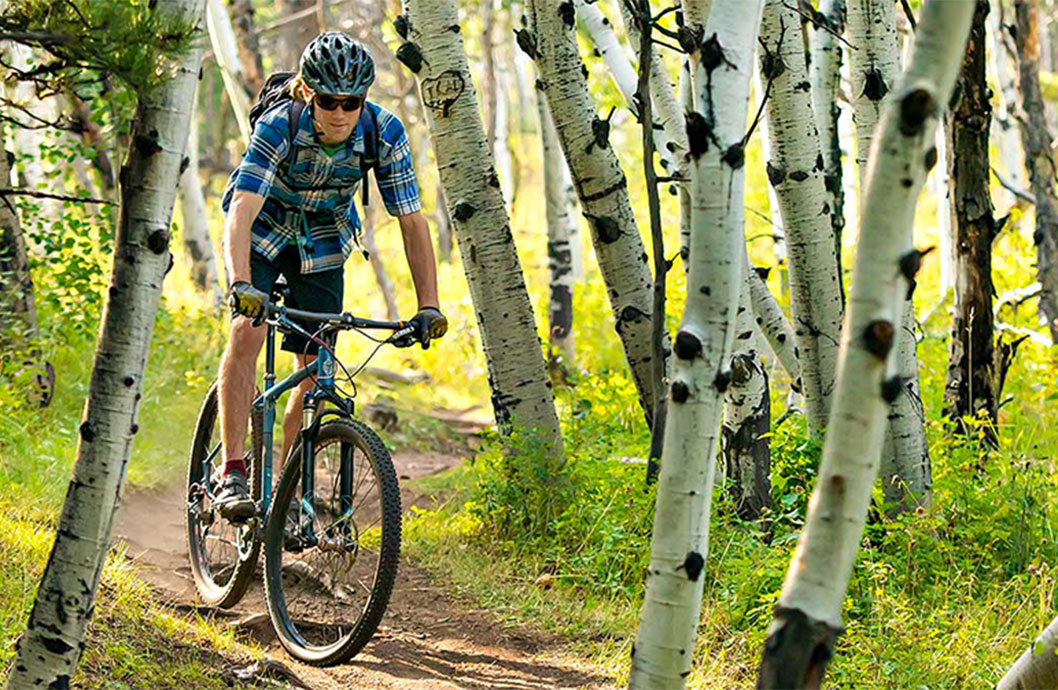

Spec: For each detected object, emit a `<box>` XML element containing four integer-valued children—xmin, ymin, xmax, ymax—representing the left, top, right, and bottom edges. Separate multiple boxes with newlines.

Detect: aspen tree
<box><xmin>6</xmin><ymin>2</ymin><xmax>207</xmax><ymax>686</ymax></box>
<box><xmin>629</xmin><ymin>0</ymin><xmax>764</xmax><ymax>684</ymax></box>
<box><xmin>523</xmin><ymin>0</ymin><xmax>666</xmax><ymax>424</ymax></box>
<box><xmin>756</xmin><ymin>3</ymin><xmax>974</xmax><ymax>685</ymax></box>
<box><xmin>396</xmin><ymin>0</ymin><xmax>563</xmax><ymax>452</ymax></box>
<box><xmin>758</xmin><ymin>0</ymin><xmax>844</xmax><ymax>433</ymax></box>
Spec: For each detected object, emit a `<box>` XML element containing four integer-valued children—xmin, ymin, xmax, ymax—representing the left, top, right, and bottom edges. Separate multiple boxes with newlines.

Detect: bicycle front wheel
<box><xmin>263</xmin><ymin>417</ymin><xmax>401</xmax><ymax>666</ymax></box>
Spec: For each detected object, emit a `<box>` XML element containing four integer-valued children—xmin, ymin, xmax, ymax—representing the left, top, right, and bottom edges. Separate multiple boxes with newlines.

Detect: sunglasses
<box><xmin>314</xmin><ymin>94</ymin><xmax>364</xmax><ymax>112</ymax></box>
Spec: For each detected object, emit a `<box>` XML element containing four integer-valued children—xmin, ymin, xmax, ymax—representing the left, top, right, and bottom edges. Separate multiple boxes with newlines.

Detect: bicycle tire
<box><xmin>185</xmin><ymin>380</ymin><xmax>263</xmax><ymax>608</ymax></box>
<box><xmin>263</xmin><ymin>417</ymin><xmax>401</xmax><ymax>666</ymax></box>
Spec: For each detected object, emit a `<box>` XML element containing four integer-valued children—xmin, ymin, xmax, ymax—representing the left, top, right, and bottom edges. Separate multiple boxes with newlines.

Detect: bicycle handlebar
<box><xmin>264</xmin><ymin>302</ymin><xmax>415</xmax><ymax>341</ymax></box>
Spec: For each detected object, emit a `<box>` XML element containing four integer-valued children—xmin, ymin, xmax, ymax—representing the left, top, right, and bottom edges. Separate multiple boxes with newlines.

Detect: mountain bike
<box><xmin>185</xmin><ymin>287</ymin><xmax>415</xmax><ymax>666</ymax></box>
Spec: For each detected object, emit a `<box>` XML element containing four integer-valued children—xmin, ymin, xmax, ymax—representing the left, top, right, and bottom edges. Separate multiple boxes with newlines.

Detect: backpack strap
<box><xmin>359</xmin><ymin>102</ymin><xmax>379</xmax><ymax>207</ymax></box>
<box><xmin>283</xmin><ymin>100</ymin><xmax>306</xmax><ymax>172</ymax></box>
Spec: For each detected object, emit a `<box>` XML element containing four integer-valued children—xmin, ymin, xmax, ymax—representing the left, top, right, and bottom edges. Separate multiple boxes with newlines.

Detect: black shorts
<box><xmin>250</xmin><ymin>246</ymin><xmax>344</xmax><ymax>355</ymax></box>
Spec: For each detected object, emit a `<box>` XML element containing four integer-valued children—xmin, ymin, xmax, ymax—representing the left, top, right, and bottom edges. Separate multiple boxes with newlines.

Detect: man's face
<box><xmin>306</xmin><ymin>88</ymin><xmax>363</xmax><ymax>142</ymax></box>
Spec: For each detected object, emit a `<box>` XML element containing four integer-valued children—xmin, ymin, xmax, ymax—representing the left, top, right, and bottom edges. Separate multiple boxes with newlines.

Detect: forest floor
<box><xmin>112</xmin><ymin>449</ymin><xmax>617</xmax><ymax>690</ymax></box>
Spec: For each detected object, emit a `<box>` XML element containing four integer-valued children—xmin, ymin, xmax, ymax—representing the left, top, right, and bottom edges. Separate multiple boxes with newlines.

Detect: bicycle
<box><xmin>185</xmin><ymin>286</ymin><xmax>416</xmax><ymax>666</ymax></box>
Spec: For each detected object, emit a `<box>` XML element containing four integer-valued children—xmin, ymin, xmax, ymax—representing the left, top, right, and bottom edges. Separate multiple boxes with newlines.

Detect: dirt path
<box><xmin>114</xmin><ymin>451</ymin><xmax>615</xmax><ymax>690</ymax></box>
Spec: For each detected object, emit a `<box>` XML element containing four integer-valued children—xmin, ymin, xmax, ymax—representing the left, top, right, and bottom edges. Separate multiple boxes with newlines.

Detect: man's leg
<box><xmin>280</xmin><ymin>353</ymin><xmax>316</xmax><ymax>468</ymax></box>
<box><xmin>215</xmin><ymin>316</ymin><xmax>267</xmax><ymax>519</ymax></box>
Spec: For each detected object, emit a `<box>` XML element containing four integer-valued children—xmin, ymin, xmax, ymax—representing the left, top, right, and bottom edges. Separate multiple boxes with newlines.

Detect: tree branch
<box><xmin>0</xmin><ymin>188</ymin><xmax>115</xmax><ymax>205</ymax></box>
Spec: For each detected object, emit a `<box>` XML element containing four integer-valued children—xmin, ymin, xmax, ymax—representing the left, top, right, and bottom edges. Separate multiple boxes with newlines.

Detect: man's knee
<box><xmin>226</xmin><ymin>317</ymin><xmax>267</xmax><ymax>363</ymax></box>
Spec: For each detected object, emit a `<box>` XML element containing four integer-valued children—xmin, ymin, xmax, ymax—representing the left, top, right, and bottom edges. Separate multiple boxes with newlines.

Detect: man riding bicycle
<box><xmin>215</xmin><ymin>31</ymin><xmax>447</xmax><ymax>520</ymax></box>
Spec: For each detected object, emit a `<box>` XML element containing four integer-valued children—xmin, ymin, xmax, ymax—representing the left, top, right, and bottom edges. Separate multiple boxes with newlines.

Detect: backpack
<box><xmin>248</xmin><ymin>71</ymin><xmax>380</xmax><ymax>207</ymax></box>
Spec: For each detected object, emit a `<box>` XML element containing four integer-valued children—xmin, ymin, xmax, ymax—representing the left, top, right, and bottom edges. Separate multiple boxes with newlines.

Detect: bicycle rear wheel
<box><xmin>263</xmin><ymin>417</ymin><xmax>401</xmax><ymax>666</ymax></box>
<box><xmin>186</xmin><ymin>380</ymin><xmax>263</xmax><ymax>608</ymax></box>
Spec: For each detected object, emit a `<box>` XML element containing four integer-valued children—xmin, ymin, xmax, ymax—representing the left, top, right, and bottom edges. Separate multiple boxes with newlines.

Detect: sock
<box><xmin>223</xmin><ymin>458</ymin><xmax>247</xmax><ymax>477</ymax></box>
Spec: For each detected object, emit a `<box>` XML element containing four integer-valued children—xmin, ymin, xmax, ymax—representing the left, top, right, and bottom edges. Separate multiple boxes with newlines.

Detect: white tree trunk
<box><xmin>846</xmin><ymin>0</ymin><xmax>900</xmax><ymax>191</ymax></box>
<box><xmin>206</xmin><ymin>0</ymin><xmax>252</xmax><ymax>144</ymax></box>
<box><xmin>998</xmin><ymin>613</ymin><xmax>1058</xmax><ymax>690</ymax></box>
<box><xmin>360</xmin><ymin>201</ymin><xmax>400</xmax><ymax>321</ymax></box>
<box><xmin>747</xmin><ymin>260</ymin><xmax>802</xmax><ymax>391</ymax></box>
<box><xmin>524</xmin><ymin>0</ymin><xmax>665</xmax><ymax>425</ymax></box>
<box><xmin>753</xmin><ymin>65</ymin><xmax>788</xmax><ymax>268</ymax></box>
<box><xmin>935</xmin><ymin>123</ymin><xmax>954</xmax><ymax>295</ymax></box>
<box><xmin>5</xmin><ymin>2</ymin><xmax>207</xmax><ymax>687</ymax></box>
<box><xmin>494</xmin><ymin>46</ymin><xmax>514</xmax><ymax>211</ymax></box>
<box><xmin>178</xmin><ymin>86</ymin><xmax>221</xmax><ymax>298</ymax></box>
<box><xmin>758</xmin><ymin>0</ymin><xmax>844</xmax><ymax>433</ymax></box>
<box><xmin>811</xmin><ymin>0</ymin><xmax>848</xmax><ymax>258</ymax></box>
<box><xmin>398</xmin><ymin>0</ymin><xmax>563</xmax><ymax>452</ymax></box>
<box><xmin>629</xmin><ymin>1</ymin><xmax>764</xmax><ymax>685</ymax></box>
<box><xmin>987</xmin><ymin>0</ymin><xmax>1026</xmax><ymax>203</ymax></box>
<box><xmin>574</xmin><ymin>0</ymin><xmax>681</xmax><ymax>177</ymax></box>
<box><xmin>537</xmin><ymin>85</ymin><xmax>578</xmax><ymax>364</ymax></box>
<box><xmin>614</xmin><ymin>0</ymin><xmax>689</xmax><ymax>177</ymax></box>
<box><xmin>847</xmin><ymin>0</ymin><xmax>931</xmax><ymax>511</ymax></box>
<box><xmin>678</xmin><ymin>59</ymin><xmax>695</xmax><ymax>265</ymax></box>
<box><xmin>756</xmin><ymin>3</ymin><xmax>973</xmax><ymax>685</ymax></box>
<box><xmin>482</xmin><ymin>0</ymin><xmax>498</xmax><ymax>153</ymax></box>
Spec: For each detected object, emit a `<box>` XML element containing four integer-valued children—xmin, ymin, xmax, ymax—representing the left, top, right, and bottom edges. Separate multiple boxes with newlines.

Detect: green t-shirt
<box><xmin>322</xmin><ymin>143</ymin><xmax>343</xmax><ymax>157</ymax></box>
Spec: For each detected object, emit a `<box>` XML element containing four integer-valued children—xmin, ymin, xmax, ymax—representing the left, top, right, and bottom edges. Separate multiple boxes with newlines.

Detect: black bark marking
<box><xmin>515</xmin><ymin>29</ymin><xmax>538</xmax><ymax>59</ymax></box>
<box><xmin>722</xmin><ymin>143</ymin><xmax>745</xmax><ymax>169</ymax></box>
<box><xmin>814</xmin><ymin>153</ymin><xmax>825</xmax><ymax>171</ymax></box>
<box><xmin>901</xmin><ymin>178</ymin><xmax>913</xmax><ymax>188</ymax></box>
<box><xmin>758</xmin><ymin>607</ymin><xmax>841</xmax><ymax>689</ymax></box>
<box><xmin>452</xmin><ymin>201</ymin><xmax>476</xmax><ymax>222</ymax></box>
<box><xmin>123</xmin><ymin>376</ymin><xmax>135</xmax><ymax>386</ymax></box>
<box><xmin>899</xmin><ymin>88</ymin><xmax>937</xmax><ymax>137</ymax></box>
<box><xmin>133</xmin><ymin>133</ymin><xmax>162</xmax><ymax>157</ymax></box>
<box><xmin>41</xmin><ymin>637</ymin><xmax>73</xmax><ymax>655</ymax></box>
<box><xmin>680</xmin><ymin>551</ymin><xmax>704</xmax><ymax>581</ymax></box>
<box><xmin>396</xmin><ymin>42</ymin><xmax>424</xmax><ymax>73</ymax></box>
<box><xmin>863</xmin><ymin>67</ymin><xmax>888</xmax><ymax>101</ymax></box>
<box><xmin>766</xmin><ymin>161</ymin><xmax>786</xmax><ymax>186</ymax></box>
<box><xmin>394</xmin><ymin>13</ymin><xmax>410</xmax><ymax>39</ymax></box>
<box><xmin>685</xmin><ymin>111</ymin><xmax>711</xmax><ymax>159</ymax></box>
<box><xmin>924</xmin><ymin>146</ymin><xmax>939</xmax><ymax>172</ymax></box>
<box><xmin>79</xmin><ymin>421</ymin><xmax>95</xmax><ymax>442</ymax></box>
<box><xmin>699</xmin><ymin>285</ymin><xmax>711</xmax><ymax>295</ymax></box>
<box><xmin>48</xmin><ymin>676</ymin><xmax>70</xmax><ymax>690</ymax></box>
<box><xmin>179</xmin><ymin>156</ymin><xmax>190</xmax><ymax>176</ymax></box>
<box><xmin>794</xmin><ymin>80</ymin><xmax>812</xmax><ymax>92</ymax></box>
<box><xmin>421</xmin><ymin>70</ymin><xmax>465</xmax><ymax>116</ymax></box>
<box><xmin>677</xmin><ymin>25</ymin><xmax>703</xmax><ymax>54</ymax></box>
<box><xmin>558</xmin><ymin>1</ymin><xmax>575</xmax><ymax>28</ymax></box>
<box><xmin>674</xmin><ymin>330</ymin><xmax>702</xmax><ymax>360</ymax></box>
<box><xmin>881</xmin><ymin>376</ymin><xmax>902</xmax><ymax>403</ymax></box>
<box><xmin>899</xmin><ymin>247</ymin><xmax>932</xmax><ymax>281</ymax></box>
<box><xmin>489</xmin><ymin>169</ymin><xmax>502</xmax><ymax>188</ymax></box>
<box><xmin>146</xmin><ymin>228</ymin><xmax>170</xmax><ymax>254</ymax></box>
<box><xmin>130</xmin><ymin>423</ymin><xmax>139</xmax><ymax>435</ymax></box>
<box><xmin>447</xmin><ymin>24</ymin><xmax>460</xmax><ymax>33</ymax></box>
<box><xmin>714</xmin><ymin>368</ymin><xmax>731</xmax><ymax>392</ymax></box>
<box><xmin>586</xmin><ymin>214</ymin><xmax>621</xmax><ymax>243</ymax></box>
<box><xmin>788</xmin><ymin>170</ymin><xmax>809</xmax><ymax>182</ymax></box>
<box><xmin>863</xmin><ymin>320</ymin><xmax>895</xmax><ymax>360</ymax></box>
<box><xmin>671</xmin><ymin>380</ymin><xmax>690</xmax><ymax>403</ymax></box>
<box><xmin>701</xmin><ymin>34</ymin><xmax>735</xmax><ymax>72</ymax></box>
<box><xmin>591</xmin><ymin>111</ymin><xmax>613</xmax><ymax>151</ymax></box>
<box><xmin>618</xmin><ymin>305</ymin><xmax>649</xmax><ymax>327</ymax></box>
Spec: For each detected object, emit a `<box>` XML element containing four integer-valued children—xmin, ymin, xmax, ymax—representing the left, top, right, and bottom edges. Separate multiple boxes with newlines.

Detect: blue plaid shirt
<box><xmin>222</xmin><ymin>100</ymin><xmax>422</xmax><ymax>274</ymax></box>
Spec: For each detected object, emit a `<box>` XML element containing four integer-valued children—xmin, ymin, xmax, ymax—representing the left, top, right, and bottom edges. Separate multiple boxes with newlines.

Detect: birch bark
<box><xmin>810</xmin><ymin>0</ymin><xmax>847</xmax><ymax>261</ymax></box>
<box><xmin>758</xmin><ymin>0</ymin><xmax>843</xmax><ymax>433</ymax></box>
<box><xmin>747</xmin><ymin>262</ymin><xmax>802</xmax><ymax>391</ymax></box>
<box><xmin>629</xmin><ymin>1</ymin><xmax>764</xmax><ymax>684</ymax></box>
<box><xmin>847</xmin><ymin>0</ymin><xmax>932</xmax><ymax>511</ymax></box>
<box><xmin>756</xmin><ymin>3</ymin><xmax>973</xmax><ymax>685</ymax></box>
<box><xmin>360</xmin><ymin>201</ymin><xmax>400</xmax><ymax>321</ymax></box>
<box><xmin>523</xmin><ymin>0</ymin><xmax>665</xmax><ymax>424</ymax></box>
<box><xmin>5</xmin><ymin>2</ymin><xmax>207</xmax><ymax>687</ymax></box>
<box><xmin>397</xmin><ymin>0</ymin><xmax>563</xmax><ymax>453</ymax></box>
<box><xmin>178</xmin><ymin>86</ymin><xmax>221</xmax><ymax>297</ymax></box>
<box><xmin>1010</xmin><ymin>0</ymin><xmax>1058</xmax><ymax>342</ymax></box>
<box><xmin>206</xmin><ymin>0</ymin><xmax>252</xmax><ymax>144</ymax></box>
<box><xmin>537</xmin><ymin>84</ymin><xmax>578</xmax><ymax>364</ymax></box>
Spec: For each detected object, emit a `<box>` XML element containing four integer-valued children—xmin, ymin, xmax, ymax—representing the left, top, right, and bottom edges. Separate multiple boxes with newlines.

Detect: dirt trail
<box><xmin>114</xmin><ymin>451</ymin><xmax>615</xmax><ymax>690</ymax></box>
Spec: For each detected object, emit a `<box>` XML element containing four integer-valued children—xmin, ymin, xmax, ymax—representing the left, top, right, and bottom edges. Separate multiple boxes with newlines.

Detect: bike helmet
<box><xmin>299</xmin><ymin>31</ymin><xmax>375</xmax><ymax>96</ymax></box>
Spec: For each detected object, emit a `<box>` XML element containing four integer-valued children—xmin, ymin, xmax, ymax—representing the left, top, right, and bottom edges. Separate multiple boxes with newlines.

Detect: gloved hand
<box><xmin>228</xmin><ymin>281</ymin><xmax>269</xmax><ymax>324</ymax></box>
<box><xmin>394</xmin><ymin>307</ymin><xmax>448</xmax><ymax>349</ymax></box>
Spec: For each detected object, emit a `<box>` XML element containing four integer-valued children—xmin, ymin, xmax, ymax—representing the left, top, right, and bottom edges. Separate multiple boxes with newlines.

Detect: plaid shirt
<box><xmin>222</xmin><ymin>100</ymin><xmax>422</xmax><ymax>274</ymax></box>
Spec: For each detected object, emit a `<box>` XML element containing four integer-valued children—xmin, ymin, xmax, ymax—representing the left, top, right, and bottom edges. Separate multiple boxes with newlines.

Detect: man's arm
<box><xmin>223</xmin><ymin>191</ymin><xmax>266</xmax><ymax>285</ymax></box>
<box><xmin>397</xmin><ymin>210</ymin><xmax>440</xmax><ymax>311</ymax></box>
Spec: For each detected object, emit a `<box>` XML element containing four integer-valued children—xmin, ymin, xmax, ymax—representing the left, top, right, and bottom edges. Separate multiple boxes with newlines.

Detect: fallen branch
<box><xmin>0</xmin><ymin>188</ymin><xmax>114</xmax><ymax>205</ymax></box>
